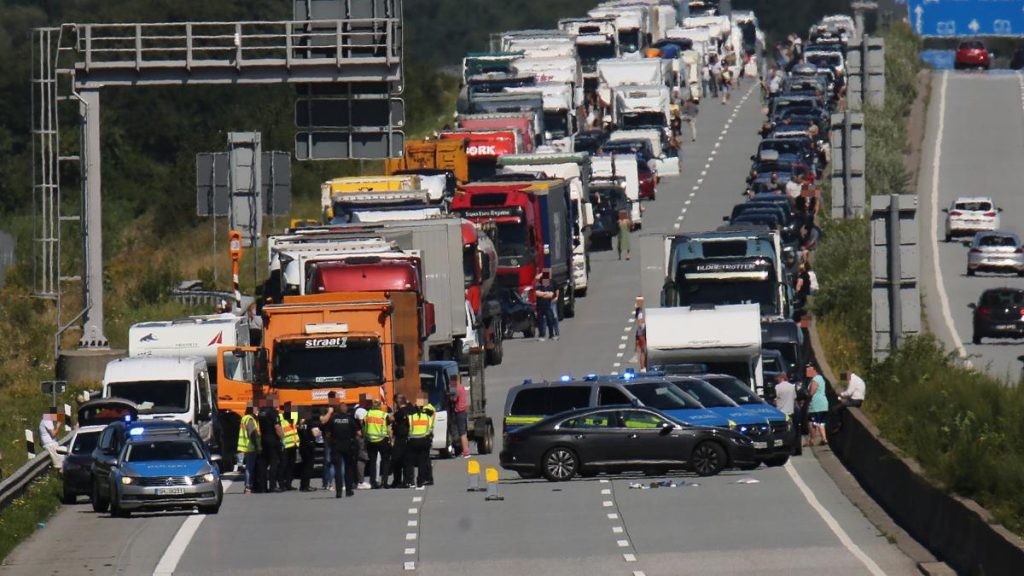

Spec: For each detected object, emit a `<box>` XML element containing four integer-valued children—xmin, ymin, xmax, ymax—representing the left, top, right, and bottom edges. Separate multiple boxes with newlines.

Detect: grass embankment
<box><xmin>0</xmin><ymin>475</ymin><xmax>61</xmax><ymax>561</ymax></box>
<box><xmin>814</xmin><ymin>23</ymin><xmax>1024</xmax><ymax>536</ymax></box>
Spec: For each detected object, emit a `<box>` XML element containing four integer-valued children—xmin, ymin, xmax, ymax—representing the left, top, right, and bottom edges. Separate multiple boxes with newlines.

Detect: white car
<box><xmin>944</xmin><ymin>197</ymin><xmax>1001</xmax><ymax>242</ymax></box>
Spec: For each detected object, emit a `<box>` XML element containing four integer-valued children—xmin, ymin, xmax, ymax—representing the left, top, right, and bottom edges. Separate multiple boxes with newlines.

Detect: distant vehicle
<box><xmin>92</xmin><ymin>421</ymin><xmax>222</xmax><ymax>517</ymax></box>
<box><xmin>1011</xmin><ymin>48</ymin><xmax>1024</xmax><ymax>70</ymax></box>
<box><xmin>970</xmin><ymin>288</ymin><xmax>1024</xmax><ymax>344</ymax></box>
<box><xmin>63</xmin><ymin>399</ymin><xmax>139</xmax><ymax>504</ymax></box>
<box><xmin>967</xmin><ymin>232</ymin><xmax>1024</xmax><ymax>277</ymax></box>
<box><xmin>499</xmin><ymin>405</ymin><xmax>756</xmax><ymax>480</ymax></box>
<box><xmin>955</xmin><ymin>40</ymin><xmax>990</xmax><ymax>70</ymax></box>
<box><xmin>574</xmin><ymin>130</ymin><xmax>608</xmax><ymax>154</ymax></box>
<box><xmin>944</xmin><ymin>197</ymin><xmax>1001</xmax><ymax>242</ymax></box>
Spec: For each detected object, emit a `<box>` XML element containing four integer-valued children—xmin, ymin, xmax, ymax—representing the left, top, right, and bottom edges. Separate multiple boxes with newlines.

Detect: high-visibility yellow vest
<box><xmin>364</xmin><ymin>409</ymin><xmax>389</xmax><ymax>443</ymax></box>
<box><xmin>238</xmin><ymin>414</ymin><xmax>260</xmax><ymax>453</ymax></box>
<box><xmin>279</xmin><ymin>413</ymin><xmax>299</xmax><ymax>449</ymax></box>
<box><xmin>408</xmin><ymin>410</ymin><xmax>433</xmax><ymax>439</ymax></box>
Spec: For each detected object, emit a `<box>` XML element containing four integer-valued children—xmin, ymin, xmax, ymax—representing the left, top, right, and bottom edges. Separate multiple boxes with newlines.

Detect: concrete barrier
<box><xmin>809</xmin><ymin>320</ymin><xmax>1024</xmax><ymax>575</ymax></box>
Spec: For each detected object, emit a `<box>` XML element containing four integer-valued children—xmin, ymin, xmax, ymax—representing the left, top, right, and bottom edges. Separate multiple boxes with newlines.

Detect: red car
<box><xmin>955</xmin><ymin>40</ymin><xmax>990</xmax><ymax>70</ymax></box>
<box><xmin>638</xmin><ymin>162</ymin><xmax>658</xmax><ymax>201</ymax></box>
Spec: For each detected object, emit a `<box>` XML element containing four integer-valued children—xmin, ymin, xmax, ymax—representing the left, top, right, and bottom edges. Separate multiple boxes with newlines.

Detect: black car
<box><xmin>1011</xmin><ymin>48</ymin><xmax>1024</xmax><ymax>70</ymax></box>
<box><xmin>500</xmin><ymin>405</ymin><xmax>756</xmax><ymax>481</ymax></box>
<box><xmin>589</xmin><ymin>181</ymin><xmax>630</xmax><ymax>249</ymax></box>
<box><xmin>62</xmin><ymin>398</ymin><xmax>139</xmax><ymax>504</ymax></box>
<box><xmin>970</xmin><ymin>288</ymin><xmax>1024</xmax><ymax>344</ymax></box>
<box><xmin>498</xmin><ymin>286</ymin><xmax>537</xmax><ymax>339</ymax></box>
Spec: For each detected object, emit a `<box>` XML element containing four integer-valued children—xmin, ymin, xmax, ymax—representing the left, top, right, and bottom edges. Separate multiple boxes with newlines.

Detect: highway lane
<box><xmin>920</xmin><ymin>71</ymin><xmax>1024</xmax><ymax>383</ymax></box>
<box><xmin>2</xmin><ymin>77</ymin><xmax>918</xmax><ymax>576</ymax></box>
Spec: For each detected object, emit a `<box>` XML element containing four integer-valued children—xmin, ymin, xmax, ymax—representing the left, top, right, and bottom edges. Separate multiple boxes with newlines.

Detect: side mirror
<box><xmin>998</xmin><ymin>207</ymin><xmax>1004</xmax><ymax>212</ymax></box>
<box><xmin>722</xmin><ymin>216</ymin><xmax>730</xmax><ymax>221</ymax></box>
<box><xmin>659</xmin><ymin>422</ymin><xmax>674</xmax><ymax>436</ymax></box>
<box><xmin>394</xmin><ymin>344</ymin><xmax>406</xmax><ymax>379</ymax></box>
<box><xmin>210</xmin><ymin>454</ymin><xmax>222</xmax><ymax>463</ymax></box>
<box><xmin>56</xmin><ymin>446</ymin><xmax>69</xmax><ymax>455</ymax></box>
<box><xmin>750</xmin><ymin>154</ymin><xmax>757</xmax><ymax>161</ymax></box>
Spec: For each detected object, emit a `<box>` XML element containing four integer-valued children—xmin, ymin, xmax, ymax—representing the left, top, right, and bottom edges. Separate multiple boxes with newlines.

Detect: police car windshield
<box><xmin>107</xmin><ymin>381</ymin><xmax>189</xmax><ymax>414</ymax></box>
<box><xmin>624</xmin><ymin>381</ymin><xmax>704</xmax><ymax>409</ymax></box>
<box><xmin>702</xmin><ymin>375</ymin><xmax>762</xmax><ymax>405</ymax></box>
<box><xmin>669</xmin><ymin>379</ymin><xmax>739</xmax><ymax>408</ymax></box>
<box><xmin>125</xmin><ymin>440</ymin><xmax>204</xmax><ymax>462</ymax></box>
<box><xmin>274</xmin><ymin>337</ymin><xmax>384</xmax><ymax>388</ymax></box>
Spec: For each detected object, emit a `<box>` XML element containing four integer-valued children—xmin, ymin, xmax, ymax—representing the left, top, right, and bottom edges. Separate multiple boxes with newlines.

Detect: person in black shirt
<box><xmin>257</xmin><ymin>395</ymin><xmax>284</xmax><ymax>493</ymax></box>
<box><xmin>296</xmin><ymin>412</ymin><xmax>317</xmax><ymax>492</ymax></box>
<box><xmin>320</xmin><ymin>392</ymin><xmax>360</xmax><ymax>498</ymax></box>
<box><xmin>390</xmin><ymin>394</ymin><xmax>411</xmax><ymax>488</ymax></box>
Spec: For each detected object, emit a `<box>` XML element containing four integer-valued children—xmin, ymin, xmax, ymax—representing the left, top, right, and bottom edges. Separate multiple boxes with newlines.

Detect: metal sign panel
<box><xmin>262</xmin><ymin>151</ymin><xmax>292</xmax><ymax>216</ymax></box>
<box><xmin>228</xmin><ymin>132</ymin><xmax>263</xmax><ymax>247</ymax></box>
<box><xmin>907</xmin><ymin>0</ymin><xmax>1024</xmax><ymax>37</ymax></box>
<box><xmin>196</xmin><ymin>152</ymin><xmax>230</xmax><ymax>216</ymax></box>
<box><xmin>295</xmin><ymin>130</ymin><xmax>404</xmax><ymax>160</ymax></box>
<box><xmin>295</xmin><ymin>97</ymin><xmax>405</xmax><ymax>129</ymax></box>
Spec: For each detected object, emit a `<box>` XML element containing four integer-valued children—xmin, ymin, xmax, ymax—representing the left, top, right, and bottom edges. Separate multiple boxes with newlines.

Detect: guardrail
<box><xmin>0</xmin><ymin>452</ymin><xmax>52</xmax><ymax>511</ymax></box>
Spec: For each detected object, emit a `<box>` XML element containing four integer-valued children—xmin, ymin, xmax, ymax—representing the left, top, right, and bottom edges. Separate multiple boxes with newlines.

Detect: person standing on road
<box><xmin>682</xmin><ymin>97</ymin><xmax>699</xmax><ymax>143</ymax></box>
<box><xmin>806</xmin><ymin>365</ymin><xmax>829</xmax><ymax>447</ymax></box>
<box><xmin>634</xmin><ymin>296</ymin><xmax>647</xmax><ymax>371</ymax></box>
<box><xmin>237</xmin><ymin>403</ymin><xmax>261</xmax><ymax>495</ymax></box>
<box><xmin>450</xmin><ymin>374</ymin><xmax>472</xmax><ymax>458</ymax></box>
<box><xmin>277</xmin><ymin>403</ymin><xmax>299</xmax><ymax>491</ymax></box>
<box><xmin>405</xmin><ymin>399</ymin><xmax>435</xmax><ymax>488</ymax></box>
<box><xmin>772</xmin><ymin>372</ymin><xmax>802</xmax><ymax>456</ymax></box>
<box><xmin>257</xmin><ymin>395</ymin><xmax>284</xmax><ymax>493</ymax></box>
<box><xmin>617</xmin><ymin>211</ymin><xmax>632</xmax><ymax>260</ymax></box>
<box><xmin>363</xmin><ymin>399</ymin><xmax>392</xmax><ymax>489</ymax></box>
<box><xmin>321</xmin><ymin>392</ymin><xmax>359</xmax><ymax>498</ymax></box>
<box><xmin>534</xmin><ymin>273</ymin><xmax>560</xmax><ymax>341</ymax></box>
<box><xmin>354</xmin><ymin>400</ymin><xmax>371</xmax><ymax>490</ymax></box>
<box><xmin>296</xmin><ymin>412</ymin><xmax>317</xmax><ymax>492</ymax></box>
<box><xmin>390</xmin><ymin>395</ymin><xmax>412</xmax><ymax>488</ymax></box>
<box><xmin>39</xmin><ymin>410</ymin><xmax>64</xmax><ymax>471</ymax></box>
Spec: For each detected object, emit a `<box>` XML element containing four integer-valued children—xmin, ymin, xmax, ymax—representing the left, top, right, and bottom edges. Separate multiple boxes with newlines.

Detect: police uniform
<box><xmin>278</xmin><ymin>410</ymin><xmax>299</xmax><ymax>490</ymax></box>
<box><xmin>363</xmin><ymin>406</ymin><xmax>391</xmax><ymax>489</ymax></box>
<box><xmin>257</xmin><ymin>404</ymin><xmax>282</xmax><ymax>492</ymax></box>
<box><xmin>405</xmin><ymin>404</ymin><xmax>435</xmax><ymax>487</ymax></box>
<box><xmin>390</xmin><ymin>403</ymin><xmax>411</xmax><ymax>488</ymax></box>
<box><xmin>327</xmin><ymin>407</ymin><xmax>359</xmax><ymax>498</ymax></box>
<box><xmin>296</xmin><ymin>415</ymin><xmax>316</xmax><ymax>491</ymax></box>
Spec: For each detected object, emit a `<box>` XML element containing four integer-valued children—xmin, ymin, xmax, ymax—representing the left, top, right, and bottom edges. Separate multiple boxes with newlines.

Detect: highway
<box><xmin>1</xmin><ymin>79</ymin><xmax>918</xmax><ymax>576</ymax></box>
<box><xmin>920</xmin><ymin>71</ymin><xmax>1024</xmax><ymax>383</ymax></box>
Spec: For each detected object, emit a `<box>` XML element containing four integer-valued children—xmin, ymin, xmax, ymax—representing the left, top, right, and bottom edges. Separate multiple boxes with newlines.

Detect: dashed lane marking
<box><xmin>612</xmin><ymin>526</ymin><xmax>624</xmax><ymax>534</ymax></box>
<box><xmin>601</xmin><ymin>488</ymin><xmax>612</xmax><ymax>495</ymax></box>
<box><xmin>404</xmin><ymin>548</ymin><xmax>416</xmax><ymax>555</ymax></box>
<box><xmin>617</xmin><ymin>540</ymin><xmax>631</xmax><ymax>548</ymax></box>
<box><xmin>607</xmin><ymin>512</ymin><xmax>618</xmax><ymax>519</ymax></box>
<box><xmin>624</xmin><ymin>553</ymin><xmax>637</xmax><ymax>563</ymax></box>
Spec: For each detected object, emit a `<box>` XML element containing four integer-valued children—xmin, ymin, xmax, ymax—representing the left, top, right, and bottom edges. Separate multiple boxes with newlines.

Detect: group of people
<box><xmin>237</xmin><ymin>392</ymin><xmax>442</xmax><ymax>499</ymax></box>
<box><xmin>772</xmin><ymin>366</ymin><xmax>867</xmax><ymax>452</ymax></box>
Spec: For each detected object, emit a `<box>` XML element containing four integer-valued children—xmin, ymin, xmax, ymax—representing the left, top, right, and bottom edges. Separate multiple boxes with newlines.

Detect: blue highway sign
<box><xmin>906</xmin><ymin>0</ymin><xmax>1024</xmax><ymax>37</ymax></box>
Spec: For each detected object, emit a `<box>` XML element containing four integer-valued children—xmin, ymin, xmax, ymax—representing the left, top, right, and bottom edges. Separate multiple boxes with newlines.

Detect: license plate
<box><xmin>157</xmin><ymin>487</ymin><xmax>186</xmax><ymax>496</ymax></box>
<box><xmin>773</xmin><ymin>439</ymin><xmax>785</xmax><ymax>447</ymax></box>
<box><xmin>753</xmin><ymin>441</ymin><xmax>768</xmax><ymax>449</ymax></box>
<box><xmin>995</xmin><ymin>324</ymin><xmax>1017</xmax><ymax>330</ymax></box>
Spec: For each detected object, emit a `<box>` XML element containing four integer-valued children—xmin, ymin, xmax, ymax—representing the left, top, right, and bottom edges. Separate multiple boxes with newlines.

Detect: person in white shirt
<box><xmin>839</xmin><ymin>371</ymin><xmax>866</xmax><ymax>407</ymax></box>
<box><xmin>39</xmin><ymin>412</ymin><xmax>64</xmax><ymax>470</ymax></box>
<box><xmin>772</xmin><ymin>372</ymin><xmax>801</xmax><ymax>456</ymax></box>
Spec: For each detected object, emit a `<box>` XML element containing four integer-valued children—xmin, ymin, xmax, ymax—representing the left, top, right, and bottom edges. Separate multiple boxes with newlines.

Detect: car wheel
<box><xmin>967</xmin><ymin>268</ymin><xmax>975</xmax><ymax>277</ymax></box>
<box><xmin>198</xmin><ymin>504</ymin><xmax>220</xmax><ymax>515</ymax></box>
<box><xmin>61</xmin><ymin>483</ymin><xmax>77</xmax><ymax>505</ymax></box>
<box><xmin>691</xmin><ymin>441</ymin><xmax>727</xmax><ymax>477</ymax></box>
<box><xmin>972</xmin><ymin>332</ymin><xmax>982</xmax><ymax>345</ymax></box>
<box><xmin>91</xmin><ymin>482</ymin><xmax>109</xmax><ymax>513</ymax></box>
<box><xmin>765</xmin><ymin>455</ymin><xmax>790</xmax><ymax>467</ymax></box>
<box><xmin>522</xmin><ymin>326</ymin><xmax>535</xmax><ymax>339</ymax></box>
<box><xmin>542</xmin><ymin>447</ymin><xmax>579</xmax><ymax>482</ymax></box>
<box><xmin>945</xmin><ymin>233</ymin><xmax>952</xmax><ymax>242</ymax></box>
<box><xmin>109</xmin><ymin>487</ymin><xmax>130</xmax><ymax>518</ymax></box>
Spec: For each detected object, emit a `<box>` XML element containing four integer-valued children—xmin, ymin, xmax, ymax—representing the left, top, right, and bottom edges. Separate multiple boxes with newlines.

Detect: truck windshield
<box><xmin>622</xmin><ymin>112</ymin><xmax>666</xmax><ymax>130</ymax></box>
<box><xmin>577</xmin><ymin>43</ymin><xmax>616</xmax><ymax>70</ymax></box>
<box><xmin>544</xmin><ymin>112</ymin><xmax>570</xmax><ymax>138</ymax></box>
<box><xmin>463</xmin><ymin>245</ymin><xmax>477</xmax><ymax>288</ymax></box>
<box><xmin>618</xmin><ymin>31</ymin><xmax>641</xmax><ymax>53</ymax></box>
<box><xmin>274</xmin><ymin>338</ymin><xmax>384</xmax><ymax>388</ymax></box>
<box><xmin>494</xmin><ymin>222</ymin><xmax>530</xmax><ymax>265</ymax></box>
<box><xmin>468</xmin><ymin>158</ymin><xmax>499</xmax><ymax>181</ymax></box>
<box><xmin>106</xmin><ymin>381</ymin><xmax>190</xmax><ymax>414</ymax></box>
<box><xmin>672</xmin><ymin>277</ymin><xmax>778</xmax><ymax>316</ymax></box>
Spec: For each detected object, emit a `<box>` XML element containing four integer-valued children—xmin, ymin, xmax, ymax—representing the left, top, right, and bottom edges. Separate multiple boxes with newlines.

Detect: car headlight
<box><xmin>738</xmin><ymin>425</ymin><xmax>749</xmax><ymax>433</ymax></box>
<box><xmin>203</xmin><ymin>473</ymin><xmax>216</xmax><ymax>483</ymax></box>
<box><xmin>121</xmin><ymin>476</ymin><xmax>134</xmax><ymax>485</ymax></box>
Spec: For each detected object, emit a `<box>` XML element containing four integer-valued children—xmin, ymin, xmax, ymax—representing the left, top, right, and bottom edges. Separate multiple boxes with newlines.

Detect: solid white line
<box><xmin>928</xmin><ymin>72</ymin><xmax>966</xmax><ymax>358</ymax></box>
<box><xmin>152</xmin><ymin>480</ymin><xmax>233</xmax><ymax>576</ymax></box>
<box><xmin>784</xmin><ymin>462</ymin><xmax>887</xmax><ymax>576</ymax></box>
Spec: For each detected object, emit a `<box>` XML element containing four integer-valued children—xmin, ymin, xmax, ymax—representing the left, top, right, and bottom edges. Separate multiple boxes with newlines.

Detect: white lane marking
<box><xmin>603</xmin><ymin>500</ymin><xmax>615</xmax><ymax>507</ymax></box>
<box><xmin>633</xmin><ymin>572</ymin><xmax>647</xmax><ymax>576</ymax></box>
<box><xmin>624</xmin><ymin>553</ymin><xmax>637</xmax><ymax>562</ymax></box>
<box><xmin>600</xmin><ymin>479</ymin><xmax>610</xmax><ymax>483</ymax></box>
<box><xmin>406</xmin><ymin>533</ymin><xmax>417</xmax><ymax>541</ymax></box>
<box><xmin>681</xmin><ymin>207</ymin><xmax>688</xmax><ymax>213</ymax></box>
<box><xmin>412</xmin><ymin>496</ymin><xmax>423</xmax><ymax>503</ymax></box>
<box><xmin>700</xmin><ymin>170</ymin><xmax>707</xmax><ymax>176</ymax></box>
<box><xmin>693</xmin><ymin>183</ymin><xmax>701</xmax><ymax>188</ymax></box>
<box><xmin>607</xmin><ymin>512</ymin><xmax>619</xmax><ymax>519</ymax></box>
<box><xmin>714</xmin><ymin>142</ymin><xmax>720</xmax><ymax>148</ymax></box>
<box><xmin>673</xmin><ymin>223</ymin><xmax>680</xmax><ymax>229</ymax></box>
<box><xmin>784</xmin><ymin>462</ymin><xmax>887</xmax><ymax>576</ymax></box>
<box><xmin>610</xmin><ymin>371</ymin><xmax>619</xmax><ymax>376</ymax></box>
<box><xmin>152</xmin><ymin>480</ymin><xmax>233</xmax><ymax>576</ymax></box>
<box><xmin>717</xmin><ymin>135</ymin><xmax>724</xmax><ymax>141</ymax></box>
<box><xmin>405</xmin><ymin>548</ymin><xmax>416</xmax><ymax>555</ymax></box>
<box><xmin>408</xmin><ymin>520</ymin><xmax>418</xmax><ymax>527</ymax></box>
<box><xmin>601</xmin><ymin>488</ymin><xmax>612</xmax><ymax>495</ymax></box>
<box><xmin>616</xmin><ymin>352</ymin><xmax>624</xmax><ymax>358</ymax></box>
<box><xmin>617</xmin><ymin>539</ymin><xmax>631</xmax><ymax>547</ymax></box>
<box><xmin>927</xmin><ymin>72</ymin><xmax>966</xmax><ymax>358</ymax></box>
<box><xmin>620</xmin><ymin>335</ymin><xmax>629</xmax><ymax>341</ymax></box>
<box><xmin>684</xmin><ymin>200</ymin><xmax>691</xmax><ymax>205</ymax></box>
<box><xmin>710</xmin><ymin>150</ymin><xmax>717</xmax><ymax>156</ymax></box>
<box><xmin>404</xmin><ymin>561</ymin><xmax>416</xmax><ymax>571</ymax></box>
<box><xmin>408</xmin><ymin>507</ymin><xmax>418</xmax><ymax>514</ymax></box>
<box><xmin>612</xmin><ymin>526</ymin><xmax>624</xmax><ymax>534</ymax></box>
<box><xmin>613</xmin><ymin>362</ymin><xmax>621</xmax><ymax>368</ymax></box>
<box><xmin>623</xmin><ymin>326</ymin><xmax>632</xmax><ymax>331</ymax></box>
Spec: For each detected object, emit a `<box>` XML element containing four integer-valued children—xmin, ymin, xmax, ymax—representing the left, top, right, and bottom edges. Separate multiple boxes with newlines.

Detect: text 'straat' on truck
<box><xmin>639</xmin><ymin>226</ymin><xmax>790</xmax><ymax>322</ymax></box>
<box><xmin>451</xmin><ymin>179</ymin><xmax>576</xmax><ymax>318</ymax></box>
<box><xmin>107</xmin><ymin>313</ymin><xmax>253</xmax><ymax>459</ymax></box>
<box><xmin>384</xmin><ymin>138</ymin><xmax>470</xmax><ymax>197</ymax></box>
<box><xmin>259</xmin><ymin>219</ymin><xmax>498</xmax><ymax>452</ymax></box>
<box><xmin>558</xmin><ymin>16</ymin><xmax>620</xmax><ymax>95</ymax></box>
<box><xmin>496</xmin><ymin>152</ymin><xmax>594</xmax><ymax>297</ymax></box>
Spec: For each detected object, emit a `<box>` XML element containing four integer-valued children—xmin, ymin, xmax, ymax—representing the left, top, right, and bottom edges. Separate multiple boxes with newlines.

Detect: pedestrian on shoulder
<box><xmin>533</xmin><ymin>272</ymin><xmax>560</xmax><ymax>341</ymax></box>
<box><xmin>805</xmin><ymin>365</ymin><xmax>829</xmax><ymax>447</ymax></box>
<box><xmin>617</xmin><ymin>210</ymin><xmax>632</xmax><ymax>260</ymax></box>
<box><xmin>390</xmin><ymin>394</ymin><xmax>412</xmax><ymax>488</ymax></box>
<box><xmin>237</xmin><ymin>403</ymin><xmax>261</xmax><ymax>494</ymax></box>
<box><xmin>40</xmin><ymin>410</ymin><xmax>64</xmax><ymax>471</ymax></box>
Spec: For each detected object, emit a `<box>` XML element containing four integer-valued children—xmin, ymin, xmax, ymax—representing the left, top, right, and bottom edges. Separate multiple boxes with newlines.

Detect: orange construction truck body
<box><xmin>385</xmin><ymin>139</ymin><xmax>470</xmax><ymax>184</ymax></box>
<box><xmin>216</xmin><ymin>291</ymin><xmax>420</xmax><ymax>415</ymax></box>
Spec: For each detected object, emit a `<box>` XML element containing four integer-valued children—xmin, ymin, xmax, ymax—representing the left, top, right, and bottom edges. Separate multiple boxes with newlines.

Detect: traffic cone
<box><xmin>484</xmin><ymin>467</ymin><xmax>504</xmax><ymax>501</ymax></box>
<box><xmin>467</xmin><ymin>459</ymin><xmax>484</xmax><ymax>492</ymax></box>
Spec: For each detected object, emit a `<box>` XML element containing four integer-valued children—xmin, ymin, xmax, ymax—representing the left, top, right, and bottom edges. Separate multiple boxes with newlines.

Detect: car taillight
<box><xmin>950</xmin><ymin>211</ymin><xmax>962</xmax><ymax>217</ymax></box>
<box><xmin>977</xmin><ymin>306</ymin><xmax>993</xmax><ymax>317</ymax></box>
<box><xmin>984</xmin><ymin>211</ymin><xmax>997</xmax><ymax>217</ymax></box>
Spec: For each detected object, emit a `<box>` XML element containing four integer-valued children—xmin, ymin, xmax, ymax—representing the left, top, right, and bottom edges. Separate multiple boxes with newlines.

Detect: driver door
<box><xmin>217</xmin><ymin>346</ymin><xmax>261</xmax><ymax>416</ymax></box>
<box><xmin>616</xmin><ymin>410</ymin><xmax>684</xmax><ymax>466</ymax></box>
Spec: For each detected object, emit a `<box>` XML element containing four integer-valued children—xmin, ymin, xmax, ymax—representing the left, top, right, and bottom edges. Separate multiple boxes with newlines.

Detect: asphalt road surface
<box><xmin>2</xmin><ymin>80</ymin><xmax>918</xmax><ymax>576</ymax></box>
<box><xmin>919</xmin><ymin>71</ymin><xmax>1024</xmax><ymax>384</ymax></box>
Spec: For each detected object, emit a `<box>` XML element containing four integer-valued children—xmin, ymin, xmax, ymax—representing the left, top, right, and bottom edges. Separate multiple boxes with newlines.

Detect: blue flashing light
<box><xmin>584</xmin><ymin>373</ymin><xmax>598</xmax><ymax>381</ymax></box>
<box><xmin>559</xmin><ymin>374</ymin><xmax>572</xmax><ymax>382</ymax></box>
<box><xmin>123</xmin><ymin>414</ymin><xmax>133</xmax><ymax>422</ymax></box>
<box><xmin>128</xmin><ymin>426</ymin><xmax>145</xmax><ymax>436</ymax></box>
<box><xmin>621</xmin><ymin>370</ymin><xmax>636</xmax><ymax>381</ymax></box>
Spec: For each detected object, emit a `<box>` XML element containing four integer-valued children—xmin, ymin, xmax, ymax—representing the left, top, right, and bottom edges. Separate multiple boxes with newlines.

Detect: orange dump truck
<box><xmin>385</xmin><ymin>138</ymin><xmax>470</xmax><ymax>184</ymax></box>
<box><xmin>217</xmin><ymin>291</ymin><xmax>420</xmax><ymax>418</ymax></box>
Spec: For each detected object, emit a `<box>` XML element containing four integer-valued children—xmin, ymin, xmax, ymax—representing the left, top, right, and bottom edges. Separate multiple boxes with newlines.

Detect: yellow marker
<box><xmin>485</xmin><ymin>467</ymin><xmax>499</xmax><ymax>484</ymax></box>
<box><xmin>467</xmin><ymin>459</ymin><xmax>481</xmax><ymax>475</ymax></box>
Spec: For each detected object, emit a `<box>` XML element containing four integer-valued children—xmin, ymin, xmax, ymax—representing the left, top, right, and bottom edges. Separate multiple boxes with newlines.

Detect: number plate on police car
<box><xmin>157</xmin><ymin>487</ymin><xmax>186</xmax><ymax>496</ymax></box>
<box><xmin>773</xmin><ymin>439</ymin><xmax>785</xmax><ymax>447</ymax></box>
<box><xmin>753</xmin><ymin>441</ymin><xmax>768</xmax><ymax>449</ymax></box>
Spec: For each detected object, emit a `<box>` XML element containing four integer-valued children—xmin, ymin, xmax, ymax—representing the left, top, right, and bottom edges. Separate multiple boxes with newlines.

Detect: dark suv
<box><xmin>970</xmin><ymin>288</ymin><xmax>1024</xmax><ymax>344</ymax></box>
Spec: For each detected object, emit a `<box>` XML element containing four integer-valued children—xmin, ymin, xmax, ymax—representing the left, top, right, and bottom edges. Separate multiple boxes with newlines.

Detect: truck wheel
<box><xmin>476</xmin><ymin>422</ymin><xmax>494</xmax><ymax>455</ymax></box>
<box><xmin>523</xmin><ymin>326</ymin><xmax>535</xmax><ymax>339</ymax></box>
<box><xmin>563</xmin><ymin>289</ymin><xmax>576</xmax><ymax>319</ymax></box>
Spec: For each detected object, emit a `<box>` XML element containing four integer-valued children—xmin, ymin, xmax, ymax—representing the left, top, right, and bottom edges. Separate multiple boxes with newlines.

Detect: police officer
<box><xmin>277</xmin><ymin>402</ymin><xmax>299</xmax><ymax>491</ymax></box>
<box><xmin>405</xmin><ymin>398</ymin><xmax>435</xmax><ymax>488</ymax></box>
<box><xmin>237</xmin><ymin>402</ymin><xmax>261</xmax><ymax>495</ymax></box>
<box><xmin>320</xmin><ymin>392</ymin><xmax>360</xmax><ymax>498</ymax></box>
<box><xmin>257</xmin><ymin>395</ymin><xmax>285</xmax><ymax>493</ymax></box>
<box><xmin>390</xmin><ymin>394</ymin><xmax>411</xmax><ymax>488</ymax></box>
<box><xmin>363</xmin><ymin>399</ymin><xmax>391</xmax><ymax>489</ymax></box>
<box><xmin>296</xmin><ymin>411</ymin><xmax>317</xmax><ymax>492</ymax></box>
